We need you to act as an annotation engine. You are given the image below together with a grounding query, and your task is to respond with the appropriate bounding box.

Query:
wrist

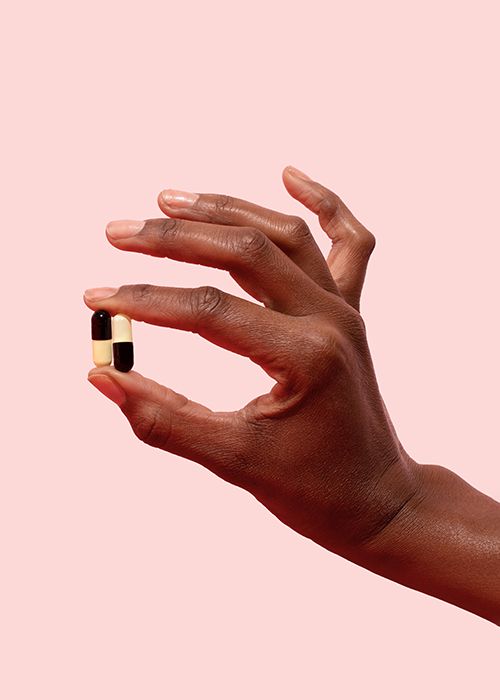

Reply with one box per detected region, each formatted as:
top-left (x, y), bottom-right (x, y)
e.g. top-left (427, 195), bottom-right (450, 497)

top-left (358, 461), bottom-right (500, 624)
top-left (357, 453), bottom-right (425, 551)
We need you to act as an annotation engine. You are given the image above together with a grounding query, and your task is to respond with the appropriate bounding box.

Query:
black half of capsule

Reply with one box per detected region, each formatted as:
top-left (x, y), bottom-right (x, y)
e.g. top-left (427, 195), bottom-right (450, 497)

top-left (91, 310), bottom-right (112, 340)
top-left (113, 342), bottom-right (134, 372)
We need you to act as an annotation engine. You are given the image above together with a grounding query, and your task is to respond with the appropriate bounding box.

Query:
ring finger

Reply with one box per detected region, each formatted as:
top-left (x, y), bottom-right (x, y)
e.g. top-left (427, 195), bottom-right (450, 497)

top-left (156, 190), bottom-right (339, 294)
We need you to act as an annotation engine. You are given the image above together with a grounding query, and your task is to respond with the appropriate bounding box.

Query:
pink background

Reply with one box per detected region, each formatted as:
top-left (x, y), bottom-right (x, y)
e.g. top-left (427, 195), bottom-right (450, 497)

top-left (2, 0), bottom-right (499, 697)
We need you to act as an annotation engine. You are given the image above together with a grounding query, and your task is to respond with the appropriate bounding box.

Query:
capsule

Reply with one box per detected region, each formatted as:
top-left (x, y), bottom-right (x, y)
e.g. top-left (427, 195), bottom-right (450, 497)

top-left (112, 314), bottom-right (134, 372)
top-left (91, 310), bottom-right (112, 367)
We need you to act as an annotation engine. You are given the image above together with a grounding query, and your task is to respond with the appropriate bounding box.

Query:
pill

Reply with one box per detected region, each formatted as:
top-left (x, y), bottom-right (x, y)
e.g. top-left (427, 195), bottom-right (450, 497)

top-left (91, 310), bottom-right (112, 367)
top-left (112, 314), bottom-right (134, 372)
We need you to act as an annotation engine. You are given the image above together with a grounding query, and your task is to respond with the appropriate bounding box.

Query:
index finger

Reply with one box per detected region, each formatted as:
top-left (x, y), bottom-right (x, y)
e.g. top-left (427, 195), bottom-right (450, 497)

top-left (157, 188), bottom-right (338, 295)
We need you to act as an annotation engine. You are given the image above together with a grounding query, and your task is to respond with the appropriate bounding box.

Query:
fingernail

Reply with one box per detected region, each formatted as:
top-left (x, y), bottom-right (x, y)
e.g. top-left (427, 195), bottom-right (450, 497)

top-left (88, 373), bottom-right (127, 406)
top-left (285, 165), bottom-right (312, 181)
top-left (84, 287), bottom-right (118, 301)
top-left (106, 220), bottom-right (145, 239)
top-left (159, 189), bottom-right (199, 208)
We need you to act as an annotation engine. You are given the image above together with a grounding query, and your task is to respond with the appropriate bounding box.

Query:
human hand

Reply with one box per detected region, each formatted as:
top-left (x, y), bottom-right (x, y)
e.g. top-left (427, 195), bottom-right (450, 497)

top-left (84, 166), bottom-right (419, 559)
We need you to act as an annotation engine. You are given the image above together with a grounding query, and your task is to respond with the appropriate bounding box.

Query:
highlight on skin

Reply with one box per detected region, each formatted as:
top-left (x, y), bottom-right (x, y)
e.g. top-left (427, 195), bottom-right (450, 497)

top-left (85, 165), bottom-right (500, 626)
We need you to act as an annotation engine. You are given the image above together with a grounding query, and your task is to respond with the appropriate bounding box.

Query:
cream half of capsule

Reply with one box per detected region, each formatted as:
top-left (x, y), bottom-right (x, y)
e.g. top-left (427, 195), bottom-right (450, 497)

top-left (92, 340), bottom-right (112, 367)
top-left (112, 314), bottom-right (133, 342)
top-left (112, 314), bottom-right (134, 372)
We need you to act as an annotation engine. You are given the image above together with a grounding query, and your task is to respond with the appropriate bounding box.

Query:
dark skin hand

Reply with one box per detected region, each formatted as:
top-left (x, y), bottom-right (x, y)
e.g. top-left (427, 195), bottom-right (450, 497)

top-left (85, 165), bottom-right (500, 625)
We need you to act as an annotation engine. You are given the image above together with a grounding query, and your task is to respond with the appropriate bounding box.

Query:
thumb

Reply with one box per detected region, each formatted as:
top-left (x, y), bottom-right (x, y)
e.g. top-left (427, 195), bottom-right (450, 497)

top-left (87, 367), bottom-right (245, 481)
top-left (282, 166), bottom-right (376, 311)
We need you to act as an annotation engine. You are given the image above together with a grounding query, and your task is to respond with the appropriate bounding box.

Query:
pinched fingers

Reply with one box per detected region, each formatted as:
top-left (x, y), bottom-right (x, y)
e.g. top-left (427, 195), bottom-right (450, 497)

top-left (84, 284), bottom-right (309, 390)
top-left (106, 218), bottom-right (334, 315)
top-left (283, 166), bottom-right (376, 310)
top-left (156, 190), bottom-right (338, 294)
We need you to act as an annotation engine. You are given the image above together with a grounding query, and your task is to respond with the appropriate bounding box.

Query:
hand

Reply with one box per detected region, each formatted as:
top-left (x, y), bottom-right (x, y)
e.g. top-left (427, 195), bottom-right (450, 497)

top-left (84, 165), bottom-right (419, 558)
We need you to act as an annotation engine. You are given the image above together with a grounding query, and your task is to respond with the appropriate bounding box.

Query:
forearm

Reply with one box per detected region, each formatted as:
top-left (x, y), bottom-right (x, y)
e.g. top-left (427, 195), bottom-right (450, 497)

top-left (362, 462), bottom-right (500, 624)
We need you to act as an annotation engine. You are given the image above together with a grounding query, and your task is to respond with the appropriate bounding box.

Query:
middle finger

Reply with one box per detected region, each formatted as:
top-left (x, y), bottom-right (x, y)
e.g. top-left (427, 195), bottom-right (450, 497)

top-left (106, 218), bottom-right (335, 316)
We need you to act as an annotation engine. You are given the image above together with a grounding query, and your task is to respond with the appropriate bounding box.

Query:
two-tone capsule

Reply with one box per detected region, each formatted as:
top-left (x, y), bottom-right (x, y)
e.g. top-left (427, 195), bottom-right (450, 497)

top-left (91, 310), bottom-right (112, 367)
top-left (91, 311), bottom-right (134, 372)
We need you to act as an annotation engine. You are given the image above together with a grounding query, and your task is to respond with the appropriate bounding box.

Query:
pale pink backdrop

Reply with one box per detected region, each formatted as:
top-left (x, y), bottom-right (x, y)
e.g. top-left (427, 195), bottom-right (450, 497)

top-left (1, 0), bottom-right (499, 697)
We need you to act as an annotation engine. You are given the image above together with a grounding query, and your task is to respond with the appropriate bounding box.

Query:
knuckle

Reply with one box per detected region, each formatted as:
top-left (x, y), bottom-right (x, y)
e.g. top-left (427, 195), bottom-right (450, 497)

top-left (284, 216), bottom-right (312, 246)
top-left (343, 304), bottom-right (368, 341)
top-left (237, 227), bottom-right (268, 260)
top-left (311, 328), bottom-right (341, 366)
top-left (318, 196), bottom-right (342, 226)
top-left (357, 229), bottom-right (376, 255)
top-left (214, 194), bottom-right (235, 215)
top-left (191, 285), bottom-right (224, 320)
top-left (297, 322), bottom-right (346, 377)
top-left (130, 283), bottom-right (155, 303)
top-left (158, 217), bottom-right (181, 243)
top-left (131, 404), bottom-right (171, 450)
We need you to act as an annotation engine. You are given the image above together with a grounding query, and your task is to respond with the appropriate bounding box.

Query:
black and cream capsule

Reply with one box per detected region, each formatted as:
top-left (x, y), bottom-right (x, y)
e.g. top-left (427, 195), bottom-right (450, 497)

top-left (112, 314), bottom-right (134, 372)
top-left (91, 310), bottom-right (112, 367)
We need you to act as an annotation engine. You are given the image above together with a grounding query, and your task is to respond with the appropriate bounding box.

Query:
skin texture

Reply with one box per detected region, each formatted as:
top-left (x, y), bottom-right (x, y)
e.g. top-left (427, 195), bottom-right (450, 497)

top-left (84, 165), bottom-right (500, 625)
